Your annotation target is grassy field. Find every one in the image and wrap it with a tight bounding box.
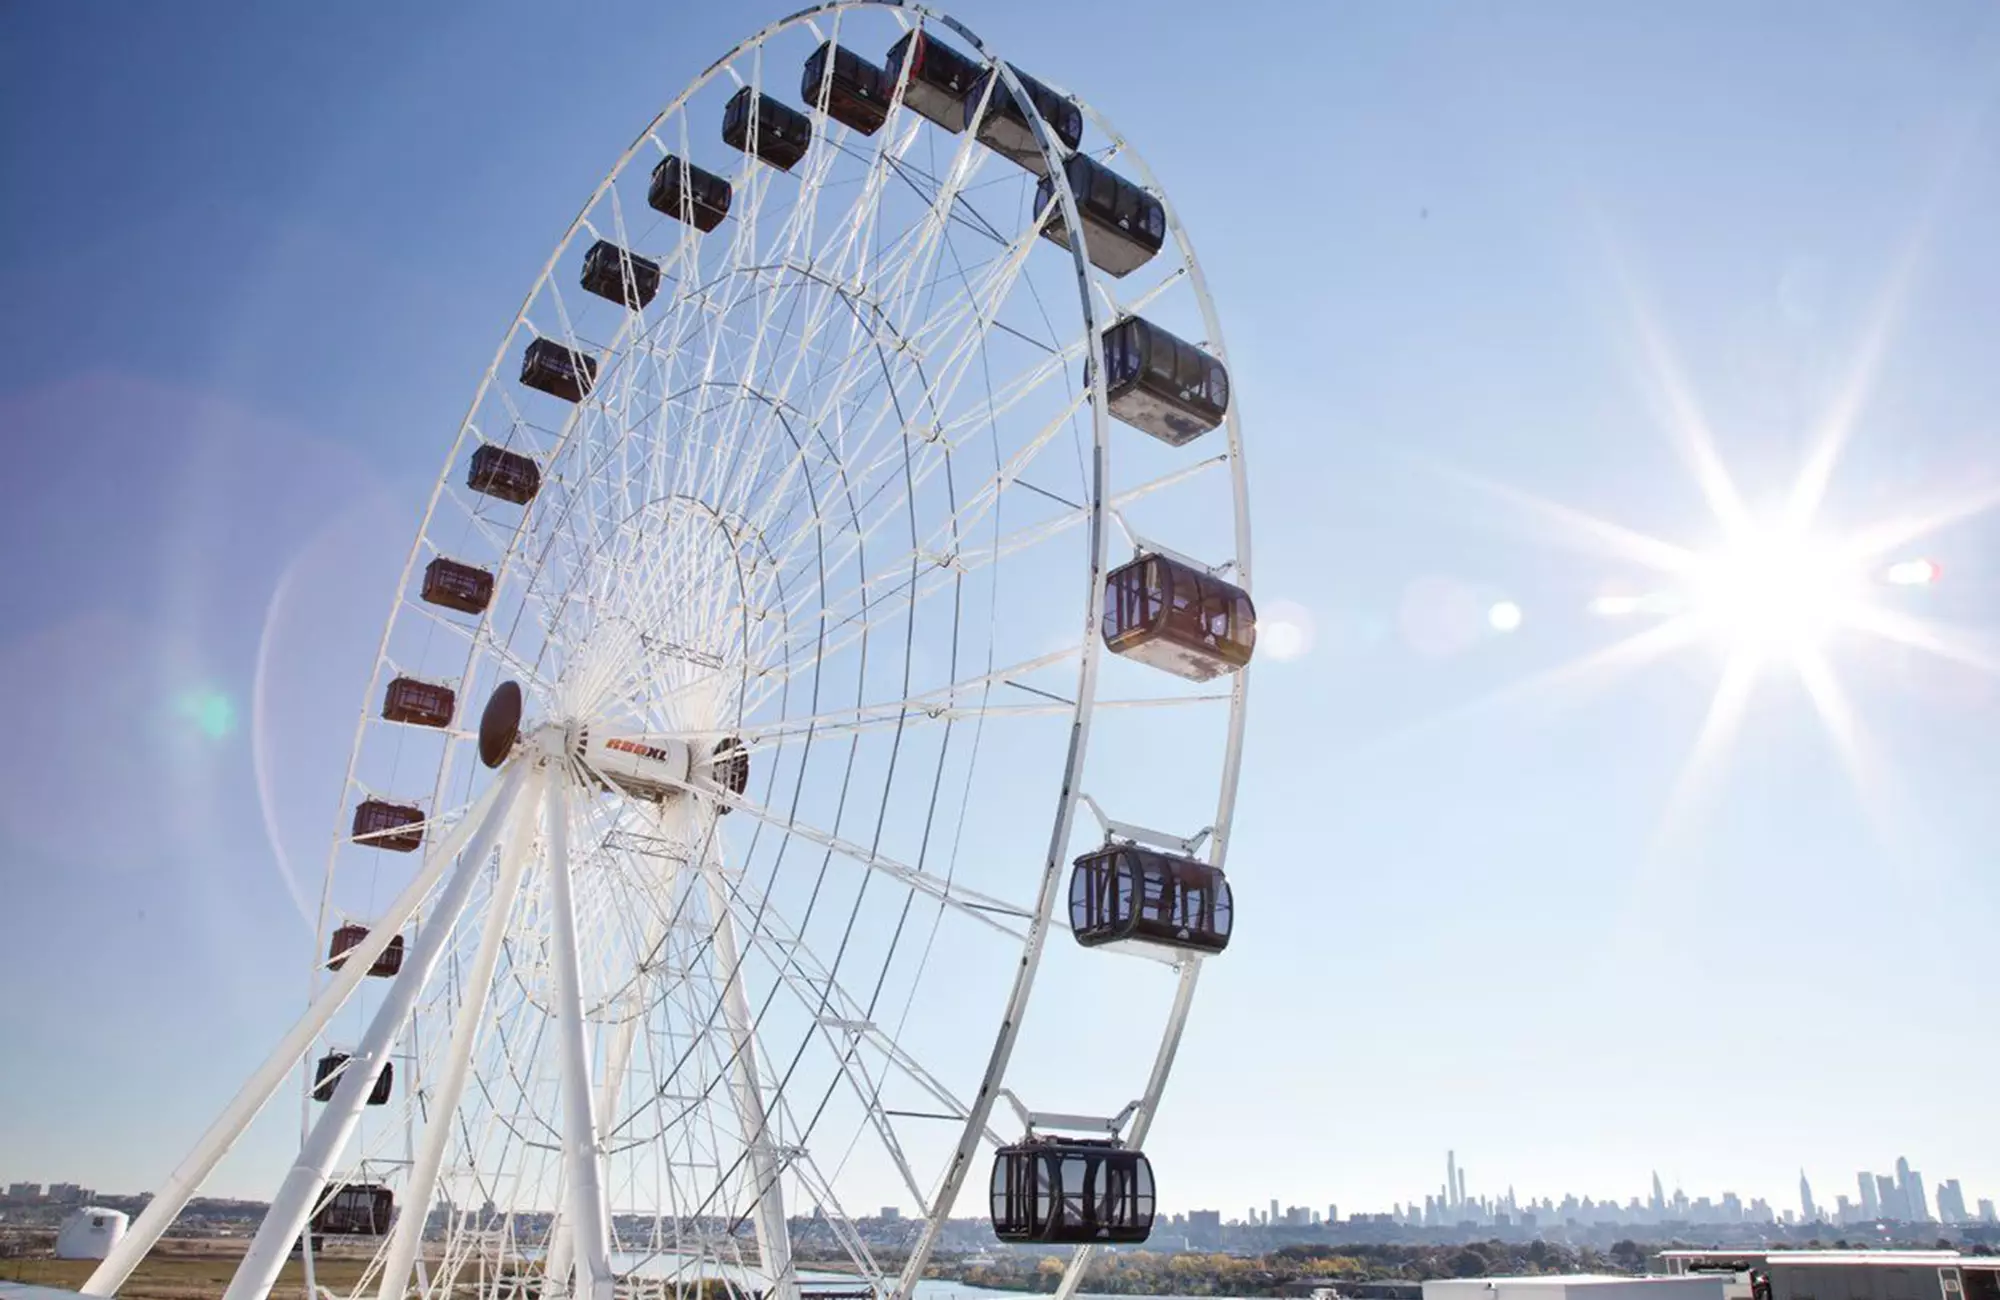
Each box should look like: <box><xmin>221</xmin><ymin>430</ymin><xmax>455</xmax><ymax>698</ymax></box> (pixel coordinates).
<box><xmin>0</xmin><ymin>1239</ymin><xmax>376</xmax><ymax>1300</ymax></box>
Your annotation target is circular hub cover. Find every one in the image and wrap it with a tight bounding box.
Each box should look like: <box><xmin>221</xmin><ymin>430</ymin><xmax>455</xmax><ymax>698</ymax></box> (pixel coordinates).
<box><xmin>478</xmin><ymin>680</ymin><xmax>523</xmax><ymax>769</ymax></box>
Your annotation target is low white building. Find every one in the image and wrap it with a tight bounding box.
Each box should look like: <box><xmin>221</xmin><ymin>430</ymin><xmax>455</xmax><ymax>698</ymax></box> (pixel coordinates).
<box><xmin>1658</xmin><ymin>1249</ymin><xmax>1999</xmax><ymax>1300</ymax></box>
<box><xmin>1425</xmin><ymin>1274</ymin><xmax>1731</xmax><ymax>1300</ymax></box>
<box><xmin>54</xmin><ymin>1206</ymin><xmax>128</xmax><ymax>1260</ymax></box>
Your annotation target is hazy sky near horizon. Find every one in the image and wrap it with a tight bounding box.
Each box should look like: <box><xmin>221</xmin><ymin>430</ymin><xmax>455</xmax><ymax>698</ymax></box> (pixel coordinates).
<box><xmin>1</xmin><ymin>0</ymin><xmax>1998</xmax><ymax>1222</ymax></box>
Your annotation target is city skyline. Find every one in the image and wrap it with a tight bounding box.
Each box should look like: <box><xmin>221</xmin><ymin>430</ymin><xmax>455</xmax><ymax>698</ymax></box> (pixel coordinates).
<box><xmin>1227</xmin><ymin>1151</ymin><xmax>1998</xmax><ymax>1232</ymax></box>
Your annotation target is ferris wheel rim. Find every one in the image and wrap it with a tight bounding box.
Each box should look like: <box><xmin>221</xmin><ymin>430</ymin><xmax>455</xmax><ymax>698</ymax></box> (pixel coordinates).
<box><xmin>296</xmin><ymin>5</ymin><xmax>1251</xmax><ymax>1297</ymax></box>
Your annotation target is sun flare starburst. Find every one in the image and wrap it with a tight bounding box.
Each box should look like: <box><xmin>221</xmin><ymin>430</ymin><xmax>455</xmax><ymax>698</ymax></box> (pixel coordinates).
<box><xmin>1426</xmin><ymin>280</ymin><xmax>1998</xmax><ymax>847</ymax></box>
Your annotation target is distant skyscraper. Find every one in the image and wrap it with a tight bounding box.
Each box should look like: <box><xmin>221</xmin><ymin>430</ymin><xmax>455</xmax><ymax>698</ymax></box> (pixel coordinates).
<box><xmin>1877</xmin><ymin>1174</ymin><xmax>1899</xmax><ymax>1219</ymax></box>
<box><xmin>1936</xmin><ymin>1180</ymin><xmax>1967</xmax><ymax>1224</ymax></box>
<box><xmin>1270</xmin><ymin>1197</ymin><xmax>1279</xmax><ymax>1227</ymax></box>
<box><xmin>1457</xmin><ymin>1167</ymin><xmax>1467</xmax><ymax>1212</ymax></box>
<box><xmin>1890</xmin><ymin>1156</ymin><xmax>1930</xmax><ymax>1222</ymax></box>
<box><xmin>1447</xmin><ymin>1151</ymin><xmax>1458</xmax><ymax>1211</ymax></box>
<box><xmin>1652</xmin><ymin>1172</ymin><xmax>1666</xmax><ymax>1215</ymax></box>
<box><xmin>1800</xmin><ymin>1171</ymin><xmax>1817</xmax><ymax>1223</ymax></box>
<box><xmin>1859</xmin><ymin>1173</ymin><xmax>1880</xmax><ymax>1218</ymax></box>
<box><xmin>1979</xmin><ymin>1198</ymin><xmax>1996</xmax><ymax>1224</ymax></box>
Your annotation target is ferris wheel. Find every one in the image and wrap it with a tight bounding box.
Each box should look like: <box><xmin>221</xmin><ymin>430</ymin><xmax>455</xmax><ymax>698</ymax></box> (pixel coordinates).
<box><xmin>87</xmin><ymin>5</ymin><xmax>1254</xmax><ymax>1299</ymax></box>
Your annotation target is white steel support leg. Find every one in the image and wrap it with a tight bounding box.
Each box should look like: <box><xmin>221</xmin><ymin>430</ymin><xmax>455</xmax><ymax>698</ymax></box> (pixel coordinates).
<box><xmin>223</xmin><ymin>766</ymin><xmax>529</xmax><ymax>1300</ymax></box>
<box><xmin>543</xmin><ymin>1193</ymin><xmax>573</xmax><ymax>1300</ymax></box>
<box><xmin>82</xmin><ymin>770</ymin><xmax>520</xmax><ymax>1298</ymax></box>
<box><xmin>543</xmin><ymin>1187</ymin><xmax>574</xmax><ymax>1300</ymax></box>
<box><xmin>376</xmin><ymin>781</ymin><xmax>542</xmax><ymax>1300</ymax></box>
<box><xmin>545</xmin><ymin>862</ymin><xmax>667</xmax><ymax>1299</ymax></box>
<box><xmin>702</xmin><ymin>856</ymin><xmax>793</xmax><ymax>1299</ymax></box>
<box><xmin>543</xmin><ymin>774</ymin><xmax>616</xmax><ymax>1300</ymax></box>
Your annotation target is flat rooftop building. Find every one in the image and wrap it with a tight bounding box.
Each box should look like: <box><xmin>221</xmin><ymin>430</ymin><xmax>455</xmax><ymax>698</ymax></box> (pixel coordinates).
<box><xmin>1656</xmin><ymin>1249</ymin><xmax>2000</xmax><ymax>1300</ymax></box>
<box><xmin>1426</xmin><ymin>1275</ymin><xmax>1732</xmax><ymax>1300</ymax></box>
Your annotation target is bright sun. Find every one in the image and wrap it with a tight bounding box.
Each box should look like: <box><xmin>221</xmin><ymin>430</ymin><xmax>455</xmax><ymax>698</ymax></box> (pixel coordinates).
<box><xmin>1688</xmin><ymin>526</ymin><xmax>1861</xmax><ymax>661</ymax></box>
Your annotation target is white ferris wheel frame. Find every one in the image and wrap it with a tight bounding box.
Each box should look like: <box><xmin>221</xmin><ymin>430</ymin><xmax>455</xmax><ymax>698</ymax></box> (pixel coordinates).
<box><xmin>83</xmin><ymin>5</ymin><xmax>1253</xmax><ymax>1300</ymax></box>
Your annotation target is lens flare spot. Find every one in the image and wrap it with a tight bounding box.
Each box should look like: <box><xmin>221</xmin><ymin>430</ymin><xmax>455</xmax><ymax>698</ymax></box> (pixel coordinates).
<box><xmin>174</xmin><ymin>688</ymin><xmax>237</xmax><ymax>740</ymax></box>
<box><xmin>1259</xmin><ymin>600</ymin><xmax>1316</xmax><ymax>662</ymax></box>
<box><xmin>1884</xmin><ymin>557</ymin><xmax>1941</xmax><ymax>587</ymax></box>
<box><xmin>1488</xmin><ymin>600</ymin><xmax>1523</xmax><ymax>633</ymax></box>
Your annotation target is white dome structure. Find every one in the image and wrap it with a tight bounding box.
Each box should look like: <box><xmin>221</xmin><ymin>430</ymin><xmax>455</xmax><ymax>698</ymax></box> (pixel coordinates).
<box><xmin>55</xmin><ymin>1207</ymin><xmax>128</xmax><ymax>1261</ymax></box>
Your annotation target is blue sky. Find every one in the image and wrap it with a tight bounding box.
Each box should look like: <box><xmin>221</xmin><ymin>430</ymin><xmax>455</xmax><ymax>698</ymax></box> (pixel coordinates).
<box><xmin>1</xmin><ymin>0</ymin><xmax>1997</xmax><ymax>1222</ymax></box>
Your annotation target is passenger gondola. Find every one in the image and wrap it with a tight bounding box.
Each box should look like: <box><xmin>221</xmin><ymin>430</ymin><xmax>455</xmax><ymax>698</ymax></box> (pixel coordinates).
<box><xmin>467</xmin><ymin>444</ymin><xmax>541</xmax><ymax>506</ymax></box>
<box><xmin>990</xmin><ymin>1138</ymin><xmax>1154</xmax><ymax>1244</ymax></box>
<box><xmin>311</xmin><ymin>1185</ymin><xmax>395</xmax><ymax>1238</ymax></box>
<box><xmin>579</xmin><ymin>239</ymin><xmax>662</xmax><ymax>310</ymax></box>
<box><xmin>710</xmin><ymin>737</ymin><xmax>749</xmax><ymax>811</ymax></box>
<box><xmin>1069</xmin><ymin>844</ymin><xmax>1233</xmax><ymax>954</ymax></box>
<box><xmin>722</xmin><ymin>87</ymin><xmax>812</xmax><ymax>171</ymax></box>
<box><xmin>1098</xmin><ymin>316</ymin><xmax>1228</xmax><ymax>446</ymax></box>
<box><xmin>1101</xmin><ymin>552</ymin><xmax>1255</xmax><ymax>682</ymax></box>
<box><xmin>519</xmin><ymin>337</ymin><xmax>596</xmax><ymax>403</ymax></box>
<box><xmin>312</xmin><ymin>1052</ymin><xmax>393</xmax><ymax>1106</ymax></box>
<box><xmin>648</xmin><ymin>154</ymin><xmax>732</xmax><ymax>232</ymax></box>
<box><xmin>802</xmin><ymin>42</ymin><xmax>893</xmax><ymax>135</ymax></box>
<box><xmin>352</xmin><ymin>799</ymin><xmax>425</xmax><ymax>853</ymax></box>
<box><xmin>382</xmin><ymin>676</ymin><xmax>455</xmax><ymax>728</ymax></box>
<box><xmin>968</xmin><ymin>64</ymin><xmax>1081</xmax><ymax>176</ymax></box>
<box><xmin>883</xmin><ymin>29</ymin><xmax>982</xmax><ymax>132</ymax></box>
<box><xmin>327</xmin><ymin>923</ymin><xmax>405</xmax><ymax>977</ymax></box>
<box><xmin>421</xmin><ymin>557</ymin><xmax>495</xmax><ymax>616</ymax></box>
<box><xmin>1035</xmin><ymin>154</ymin><xmax>1165</xmax><ymax>278</ymax></box>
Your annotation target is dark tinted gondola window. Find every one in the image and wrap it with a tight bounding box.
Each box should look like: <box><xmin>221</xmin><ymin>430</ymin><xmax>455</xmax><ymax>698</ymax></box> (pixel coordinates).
<box><xmin>1115</xmin><ymin>180</ymin><xmax>1147</xmax><ymax>234</ymax></box>
<box><xmin>1090</xmin><ymin>165</ymin><xmax>1117</xmax><ymax>212</ymax></box>
<box><xmin>1103</xmin><ymin>557</ymin><xmax>1160</xmax><ymax>642</ymax></box>
<box><xmin>1069</xmin><ymin>848</ymin><xmax>1138</xmax><ymax>936</ymax></box>
<box><xmin>1177</xmin><ymin>343</ymin><xmax>1207</xmax><ymax>400</ymax></box>
<box><xmin>1104</xmin><ymin>321</ymin><xmax>1140</xmax><ymax>386</ymax></box>
<box><xmin>1060</xmin><ymin>102</ymin><xmax>1084</xmax><ymax>145</ymax></box>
